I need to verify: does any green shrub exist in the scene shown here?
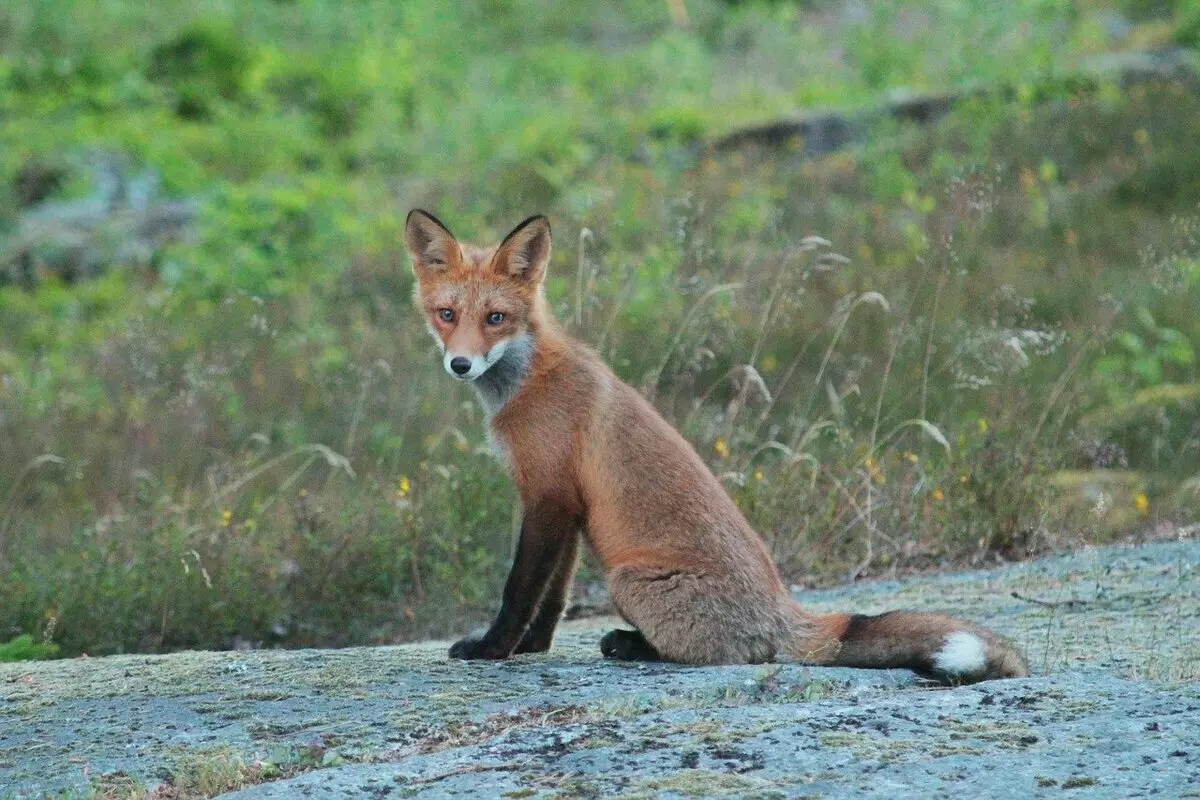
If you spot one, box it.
[0,634,59,662]
[147,22,253,119]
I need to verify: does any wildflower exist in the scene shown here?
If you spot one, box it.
[977,418,989,435]
[753,466,765,482]
[220,508,233,527]
[298,488,308,498]
[932,488,945,502]
[960,473,969,484]
[1134,493,1149,515]
[903,451,918,464]
[396,476,411,498]
[864,456,885,485]
[714,437,729,459]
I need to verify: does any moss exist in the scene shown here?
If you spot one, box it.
[945,720,1040,749]
[626,769,785,799]
[165,746,259,795]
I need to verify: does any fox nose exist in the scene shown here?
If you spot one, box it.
[450,357,472,375]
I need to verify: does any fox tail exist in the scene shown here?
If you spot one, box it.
[786,605,1029,684]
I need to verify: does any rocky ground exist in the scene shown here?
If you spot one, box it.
[2,538,1198,799]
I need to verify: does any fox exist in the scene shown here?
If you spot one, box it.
[403,208,1029,684]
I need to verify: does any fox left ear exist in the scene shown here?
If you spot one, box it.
[493,215,551,283]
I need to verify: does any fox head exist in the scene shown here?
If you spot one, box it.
[404,209,551,383]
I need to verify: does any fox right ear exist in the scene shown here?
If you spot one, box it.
[404,209,459,274]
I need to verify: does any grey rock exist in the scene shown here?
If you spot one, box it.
[2,539,1197,798]
[1,152,198,286]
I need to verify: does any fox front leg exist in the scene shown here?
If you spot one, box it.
[449,502,579,660]
[513,530,580,654]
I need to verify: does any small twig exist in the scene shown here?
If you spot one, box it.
[209,444,354,507]
[402,761,530,786]
[575,227,593,331]
[1010,591,1091,610]
[918,272,945,422]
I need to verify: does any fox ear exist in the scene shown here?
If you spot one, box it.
[404,209,459,275]
[493,215,551,283]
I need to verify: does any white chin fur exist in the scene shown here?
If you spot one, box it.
[933,631,987,676]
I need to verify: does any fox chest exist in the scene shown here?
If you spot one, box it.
[485,416,581,507]
[484,426,512,469]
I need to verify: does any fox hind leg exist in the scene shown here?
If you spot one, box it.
[605,564,778,665]
[599,628,661,661]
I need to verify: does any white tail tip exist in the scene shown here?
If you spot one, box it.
[933,631,987,677]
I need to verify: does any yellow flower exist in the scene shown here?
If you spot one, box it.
[903,451,918,464]
[932,488,945,502]
[1134,493,1149,515]
[977,418,989,435]
[864,456,885,485]
[714,437,729,459]
[298,488,308,498]
[219,508,233,527]
[753,466,765,482]
[959,473,969,484]
[396,476,411,497]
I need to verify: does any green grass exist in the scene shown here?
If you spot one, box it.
[1,0,1198,657]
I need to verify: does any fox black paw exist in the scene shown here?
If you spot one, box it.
[448,636,508,660]
[599,629,660,661]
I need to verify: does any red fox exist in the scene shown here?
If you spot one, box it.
[404,209,1029,683]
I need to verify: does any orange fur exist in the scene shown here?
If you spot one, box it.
[404,209,1029,683]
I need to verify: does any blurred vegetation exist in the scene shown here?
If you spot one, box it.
[0,0,1198,657]
[0,633,59,662]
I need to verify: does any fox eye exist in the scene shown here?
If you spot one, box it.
[486,311,505,326]
[438,308,455,323]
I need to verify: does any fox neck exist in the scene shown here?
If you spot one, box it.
[473,331,536,417]
[468,292,565,418]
